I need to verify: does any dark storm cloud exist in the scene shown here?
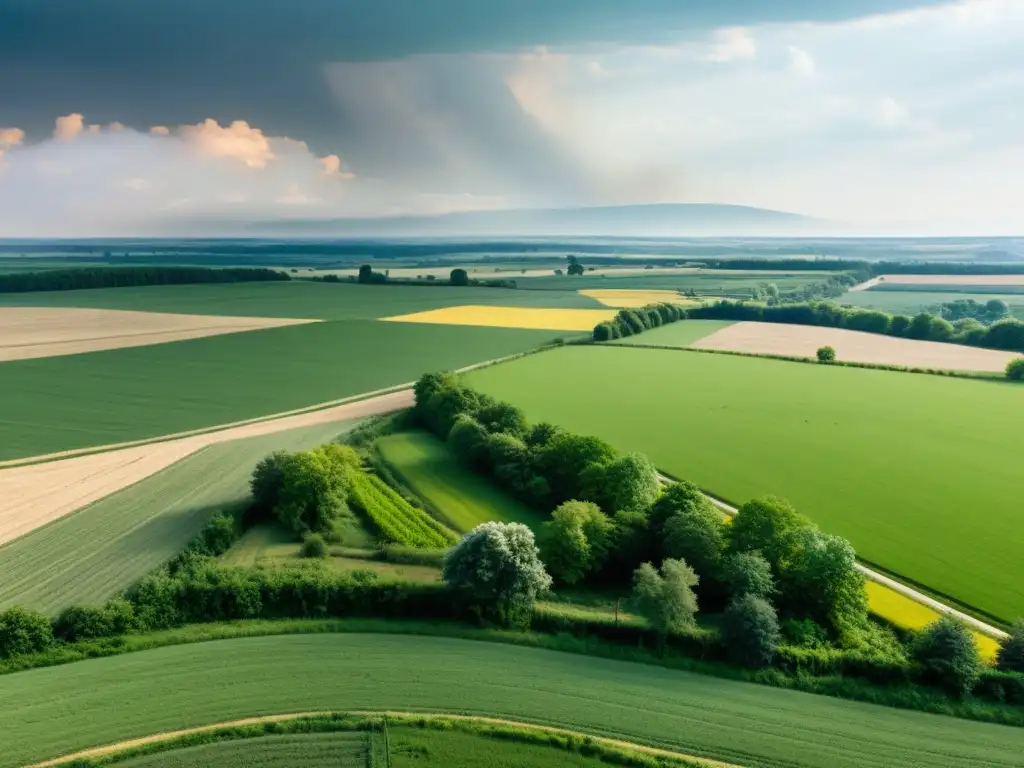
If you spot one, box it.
[0,0,952,146]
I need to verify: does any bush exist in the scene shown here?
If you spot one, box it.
[631,559,699,648]
[274,449,353,535]
[443,522,552,627]
[722,551,775,600]
[52,600,136,642]
[300,533,329,559]
[592,322,617,342]
[1006,358,1024,381]
[450,268,470,286]
[816,345,836,363]
[0,606,53,658]
[538,501,612,586]
[996,619,1024,673]
[780,617,830,649]
[720,595,780,668]
[913,616,983,697]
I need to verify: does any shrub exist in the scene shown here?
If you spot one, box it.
[538,501,612,586]
[996,619,1024,673]
[913,615,983,697]
[721,595,780,668]
[631,558,699,648]
[722,551,775,600]
[1006,358,1024,381]
[274,449,353,535]
[0,606,53,658]
[780,617,830,649]
[300,533,329,559]
[443,522,551,627]
[450,268,470,286]
[52,600,136,642]
[888,315,912,337]
[816,345,836,363]
[592,322,617,342]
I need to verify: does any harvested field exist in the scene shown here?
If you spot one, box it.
[467,345,1024,621]
[0,307,316,361]
[0,390,410,551]
[382,305,616,331]
[875,274,1024,286]
[691,321,1016,372]
[2,634,1019,768]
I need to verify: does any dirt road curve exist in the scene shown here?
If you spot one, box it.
[656,474,1008,641]
[0,389,412,548]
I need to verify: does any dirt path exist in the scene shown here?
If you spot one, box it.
[28,711,739,768]
[656,473,1008,641]
[847,277,882,292]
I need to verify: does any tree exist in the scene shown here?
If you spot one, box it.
[357,264,374,284]
[913,616,983,697]
[985,299,1010,319]
[300,533,329,558]
[1006,358,1024,381]
[567,255,585,276]
[450,268,470,286]
[778,529,867,639]
[816,345,836,363]
[536,432,617,504]
[443,522,552,626]
[662,506,727,582]
[53,600,136,642]
[648,481,709,535]
[476,401,528,437]
[631,559,700,649]
[723,551,775,600]
[0,606,53,658]
[605,509,656,582]
[424,385,486,437]
[581,452,659,513]
[525,422,563,448]
[721,595,781,668]
[996,619,1024,673]
[274,450,352,534]
[413,371,459,411]
[888,315,912,337]
[538,501,613,586]
[250,451,293,519]
[728,496,811,571]
[448,415,492,471]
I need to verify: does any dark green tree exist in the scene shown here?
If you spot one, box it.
[722,551,775,600]
[567,255,585,276]
[816,345,836,363]
[995,619,1024,673]
[721,594,781,668]
[1006,358,1024,381]
[582,452,659,513]
[538,500,613,586]
[728,496,811,571]
[450,268,470,286]
[913,616,983,697]
[0,606,53,658]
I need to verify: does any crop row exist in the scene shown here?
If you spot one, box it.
[350,474,458,549]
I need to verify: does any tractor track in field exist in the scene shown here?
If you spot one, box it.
[656,473,1008,640]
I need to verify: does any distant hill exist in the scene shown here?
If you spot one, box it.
[248,203,829,238]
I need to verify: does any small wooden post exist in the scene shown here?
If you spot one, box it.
[615,597,620,627]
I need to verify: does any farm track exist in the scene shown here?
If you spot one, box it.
[657,473,1009,641]
[27,712,738,768]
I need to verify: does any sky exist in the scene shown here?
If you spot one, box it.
[0,0,1021,236]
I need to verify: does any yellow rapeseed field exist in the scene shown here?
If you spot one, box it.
[381,305,618,331]
[865,581,999,661]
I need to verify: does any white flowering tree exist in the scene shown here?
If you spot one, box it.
[443,522,552,627]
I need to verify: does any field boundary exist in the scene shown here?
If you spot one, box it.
[655,471,1009,640]
[28,711,734,768]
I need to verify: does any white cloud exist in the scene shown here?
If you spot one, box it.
[0,127,26,148]
[177,119,274,169]
[705,27,757,63]
[53,113,84,140]
[276,182,322,206]
[121,177,152,190]
[788,46,816,78]
[586,60,609,78]
[320,154,342,175]
[149,126,170,136]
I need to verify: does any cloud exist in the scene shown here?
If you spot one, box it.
[319,154,342,175]
[0,128,26,147]
[788,46,817,77]
[177,119,275,169]
[587,61,610,78]
[705,28,757,62]
[149,126,170,136]
[53,113,84,140]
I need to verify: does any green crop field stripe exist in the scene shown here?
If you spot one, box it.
[0,320,559,461]
[376,431,546,532]
[0,281,602,318]
[112,732,370,768]
[349,474,458,548]
[0,634,1019,768]
[466,345,1024,622]
[0,422,355,614]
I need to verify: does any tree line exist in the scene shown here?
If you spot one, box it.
[0,266,290,294]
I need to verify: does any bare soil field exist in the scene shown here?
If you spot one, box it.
[0,307,317,361]
[692,321,1017,372]
[0,390,411,547]
[874,274,1024,286]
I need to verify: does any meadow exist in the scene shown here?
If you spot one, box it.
[0,281,603,319]
[0,320,556,461]
[116,733,372,768]
[841,288,1024,319]
[376,431,547,532]
[0,633,1019,768]
[466,345,1024,622]
[0,421,353,614]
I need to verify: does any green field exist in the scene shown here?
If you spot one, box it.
[0,320,558,460]
[0,634,1018,768]
[616,320,734,347]
[523,270,836,295]
[388,726,615,768]
[466,346,1024,622]
[117,732,372,768]
[841,288,1024,319]
[0,281,602,318]
[376,431,547,532]
[0,422,353,614]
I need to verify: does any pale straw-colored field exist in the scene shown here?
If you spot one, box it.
[874,274,1024,286]
[382,305,617,331]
